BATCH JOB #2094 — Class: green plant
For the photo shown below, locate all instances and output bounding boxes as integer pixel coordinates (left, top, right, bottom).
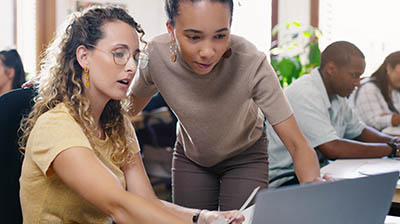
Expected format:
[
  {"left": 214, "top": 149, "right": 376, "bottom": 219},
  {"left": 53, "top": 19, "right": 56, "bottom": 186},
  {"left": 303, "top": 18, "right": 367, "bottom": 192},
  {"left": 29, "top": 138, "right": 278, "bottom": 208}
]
[{"left": 270, "top": 21, "right": 322, "bottom": 87}]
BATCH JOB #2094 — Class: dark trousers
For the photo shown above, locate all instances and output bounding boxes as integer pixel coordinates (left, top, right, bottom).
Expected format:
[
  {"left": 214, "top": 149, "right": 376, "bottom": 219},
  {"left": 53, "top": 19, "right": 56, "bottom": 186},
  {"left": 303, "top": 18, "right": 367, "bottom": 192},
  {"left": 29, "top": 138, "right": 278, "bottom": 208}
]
[{"left": 172, "top": 133, "right": 269, "bottom": 211}]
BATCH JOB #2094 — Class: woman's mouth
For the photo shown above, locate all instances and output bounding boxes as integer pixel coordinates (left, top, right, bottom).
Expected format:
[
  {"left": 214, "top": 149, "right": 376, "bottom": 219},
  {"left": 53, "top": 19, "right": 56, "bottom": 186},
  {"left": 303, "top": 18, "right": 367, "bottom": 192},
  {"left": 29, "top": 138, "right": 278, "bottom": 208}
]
[
  {"left": 117, "top": 79, "right": 130, "bottom": 88},
  {"left": 195, "top": 62, "right": 212, "bottom": 71}
]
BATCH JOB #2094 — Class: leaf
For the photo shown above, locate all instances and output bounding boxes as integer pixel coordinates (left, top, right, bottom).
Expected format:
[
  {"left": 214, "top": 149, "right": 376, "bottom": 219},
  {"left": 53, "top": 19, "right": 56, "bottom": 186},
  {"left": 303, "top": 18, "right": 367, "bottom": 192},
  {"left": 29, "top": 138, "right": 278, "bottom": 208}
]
[
  {"left": 271, "top": 57, "right": 279, "bottom": 71},
  {"left": 303, "top": 31, "right": 312, "bottom": 37},
  {"left": 292, "top": 21, "right": 301, "bottom": 27},
  {"left": 308, "top": 42, "right": 321, "bottom": 67},
  {"left": 278, "top": 57, "right": 302, "bottom": 85},
  {"left": 314, "top": 29, "right": 323, "bottom": 38}
]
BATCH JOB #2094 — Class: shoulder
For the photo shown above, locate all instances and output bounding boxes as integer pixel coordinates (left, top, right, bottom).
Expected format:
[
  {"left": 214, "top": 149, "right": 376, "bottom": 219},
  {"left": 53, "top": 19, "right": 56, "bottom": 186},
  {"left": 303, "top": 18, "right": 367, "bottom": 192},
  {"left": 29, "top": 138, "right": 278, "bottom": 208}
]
[
  {"left": 359, "top": 81, "right": 379, "bottom": 92},
  {"left": 285, "top": 74, "right": 319, "bottom": 99},
  {"left": 228, "top": 35, "right": 267, "bottom": 78},
  {"left": 230, "top": 35, "right": 264, "bottom": 60},
  {"left": 34, "top": 103, "right": 80, "bottom": 132},
  {"left": 148, "top": 33, "right": 170, "bottom": 51}
]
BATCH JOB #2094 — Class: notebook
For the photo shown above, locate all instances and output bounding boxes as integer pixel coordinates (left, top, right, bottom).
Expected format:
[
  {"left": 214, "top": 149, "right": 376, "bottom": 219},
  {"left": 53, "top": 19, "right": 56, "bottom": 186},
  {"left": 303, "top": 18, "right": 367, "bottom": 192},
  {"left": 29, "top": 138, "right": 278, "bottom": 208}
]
[{"left": 249, "top": 171, "right": 398, "bottom": 224}]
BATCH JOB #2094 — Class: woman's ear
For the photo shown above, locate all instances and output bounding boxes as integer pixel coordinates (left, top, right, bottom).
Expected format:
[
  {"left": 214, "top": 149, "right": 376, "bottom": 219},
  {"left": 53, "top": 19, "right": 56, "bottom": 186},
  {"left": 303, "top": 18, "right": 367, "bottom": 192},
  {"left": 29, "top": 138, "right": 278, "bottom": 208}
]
[
  {"left": 166, "top": 21, "right": 175, "bottom": 41},
  {"left": 76, "top": 45, "right": 89, "bottom": 69},
  {"left": 5, "top": 67, "right": 15, "bottom": 80}
]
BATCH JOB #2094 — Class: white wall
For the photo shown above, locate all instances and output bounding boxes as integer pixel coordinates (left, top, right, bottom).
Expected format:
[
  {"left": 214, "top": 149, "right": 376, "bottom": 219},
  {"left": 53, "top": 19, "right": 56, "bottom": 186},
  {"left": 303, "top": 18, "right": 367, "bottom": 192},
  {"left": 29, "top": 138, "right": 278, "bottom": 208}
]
[
  {"left": 0, "top": 0, "right": 15, "bottom": 50},
  {"left": 319, "top": 0, "right": 400, "bottom": 76},
  {"left": 231, "top": 0, "right": 271, "bottom": 53},
  {"left": 277, "top": 0, "right": 310, "bottom": 46},
  {"left": 56, "top": 0, "right": 271, "bottom": 52},
  {"left": 56, "top": 0, "right": 167, "bottom": 41}
]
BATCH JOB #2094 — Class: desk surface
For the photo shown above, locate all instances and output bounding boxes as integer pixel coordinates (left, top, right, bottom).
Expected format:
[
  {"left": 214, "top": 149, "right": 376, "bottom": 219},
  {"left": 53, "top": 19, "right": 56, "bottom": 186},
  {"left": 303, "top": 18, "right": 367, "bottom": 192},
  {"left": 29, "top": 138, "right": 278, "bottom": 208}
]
[
  {"left": 382, "top": 126, "right": 400, "bottom": 136},
  {"left": 320, "top": 158, "right": 400, "bottom": 203}
]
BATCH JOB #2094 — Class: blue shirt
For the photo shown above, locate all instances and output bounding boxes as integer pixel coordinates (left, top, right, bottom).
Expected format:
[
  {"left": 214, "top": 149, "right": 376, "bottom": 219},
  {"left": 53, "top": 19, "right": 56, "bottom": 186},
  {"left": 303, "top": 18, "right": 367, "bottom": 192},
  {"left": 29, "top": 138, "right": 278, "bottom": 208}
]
[{"left": 267, "top": 68, "right": 366, "bottom": 187}]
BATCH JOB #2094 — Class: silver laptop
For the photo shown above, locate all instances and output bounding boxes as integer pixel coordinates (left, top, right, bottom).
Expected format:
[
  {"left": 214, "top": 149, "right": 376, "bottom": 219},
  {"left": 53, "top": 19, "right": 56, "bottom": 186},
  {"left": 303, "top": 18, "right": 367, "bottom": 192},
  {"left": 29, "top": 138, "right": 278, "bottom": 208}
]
[{"left": 251, "top": 171, "right": 398, "bottom": 224}]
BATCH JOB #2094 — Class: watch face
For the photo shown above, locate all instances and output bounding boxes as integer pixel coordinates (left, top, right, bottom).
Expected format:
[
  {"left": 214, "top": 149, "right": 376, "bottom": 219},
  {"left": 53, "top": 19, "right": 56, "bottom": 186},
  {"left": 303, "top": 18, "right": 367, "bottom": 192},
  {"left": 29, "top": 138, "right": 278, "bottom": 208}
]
[{"left": 192, "top": 210, "right": 202, "bottom": 223}]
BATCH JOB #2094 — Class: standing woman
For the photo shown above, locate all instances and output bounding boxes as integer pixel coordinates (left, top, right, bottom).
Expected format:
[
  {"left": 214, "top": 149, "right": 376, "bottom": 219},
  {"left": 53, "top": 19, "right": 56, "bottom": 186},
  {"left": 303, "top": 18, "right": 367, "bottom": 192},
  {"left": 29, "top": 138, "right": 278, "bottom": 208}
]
[
  {"left": 130, "top": 0, "right": 324, "bottom": 211},
  {"left": 0, "top": 49, "right": 26, "bottom": 95},
  {"left": 19, "top": 6, "right": 242, "bottom": 224},
  {"left": 351, "top": 51, "right": 400, "bottom": 130}
]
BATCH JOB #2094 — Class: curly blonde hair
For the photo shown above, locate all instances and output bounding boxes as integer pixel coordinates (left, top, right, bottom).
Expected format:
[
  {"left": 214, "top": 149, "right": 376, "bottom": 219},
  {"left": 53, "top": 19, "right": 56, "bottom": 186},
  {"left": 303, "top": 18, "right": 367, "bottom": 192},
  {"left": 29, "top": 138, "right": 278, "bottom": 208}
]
[{"left": 19, "top": 5, "right": 146, "bottom": 167}]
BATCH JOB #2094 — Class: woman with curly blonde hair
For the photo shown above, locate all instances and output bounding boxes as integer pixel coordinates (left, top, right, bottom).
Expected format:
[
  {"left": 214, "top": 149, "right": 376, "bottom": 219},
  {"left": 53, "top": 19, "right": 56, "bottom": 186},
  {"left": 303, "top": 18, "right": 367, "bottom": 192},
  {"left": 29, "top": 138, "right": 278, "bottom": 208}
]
[{"left": 19, "top": 5, "right": 242, "bottom": 224}]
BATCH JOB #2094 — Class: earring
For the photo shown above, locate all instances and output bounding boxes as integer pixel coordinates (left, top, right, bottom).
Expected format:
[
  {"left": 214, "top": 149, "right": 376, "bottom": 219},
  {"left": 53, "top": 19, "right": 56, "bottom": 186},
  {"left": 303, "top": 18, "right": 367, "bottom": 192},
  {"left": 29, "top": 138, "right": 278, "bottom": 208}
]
[
  {"left": 223, "top": 48, "right": 232, "bottom": 59},
  {"left": 84, "top": 66, "right": 90, "bottom": 88},
  {"left": 169, "top": 39, "right": 177, "bottom": 63}
]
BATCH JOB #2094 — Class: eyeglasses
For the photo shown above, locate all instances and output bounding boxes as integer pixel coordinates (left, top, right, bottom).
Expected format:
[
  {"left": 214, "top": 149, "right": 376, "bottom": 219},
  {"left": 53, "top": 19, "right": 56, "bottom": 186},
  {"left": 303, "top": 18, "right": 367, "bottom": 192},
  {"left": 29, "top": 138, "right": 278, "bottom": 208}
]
[{"left": 87, "top": 44, "right": 148, "bottom": 69}]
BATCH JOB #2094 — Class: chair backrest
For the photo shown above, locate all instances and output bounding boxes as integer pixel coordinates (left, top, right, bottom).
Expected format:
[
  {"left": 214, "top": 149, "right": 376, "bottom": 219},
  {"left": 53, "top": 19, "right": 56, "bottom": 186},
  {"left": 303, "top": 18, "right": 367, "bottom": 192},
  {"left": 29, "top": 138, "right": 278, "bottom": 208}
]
[{"left": 0, "top": 88, "right": 37, "bottom": 223}]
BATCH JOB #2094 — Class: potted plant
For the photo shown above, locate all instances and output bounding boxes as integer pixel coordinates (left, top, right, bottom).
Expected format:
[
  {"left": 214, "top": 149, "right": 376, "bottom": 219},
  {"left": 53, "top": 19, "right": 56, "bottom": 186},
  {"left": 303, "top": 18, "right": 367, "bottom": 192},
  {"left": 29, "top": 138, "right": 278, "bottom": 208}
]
[{"left": 270, "top": 21, "right": 322, "bottom": 87}]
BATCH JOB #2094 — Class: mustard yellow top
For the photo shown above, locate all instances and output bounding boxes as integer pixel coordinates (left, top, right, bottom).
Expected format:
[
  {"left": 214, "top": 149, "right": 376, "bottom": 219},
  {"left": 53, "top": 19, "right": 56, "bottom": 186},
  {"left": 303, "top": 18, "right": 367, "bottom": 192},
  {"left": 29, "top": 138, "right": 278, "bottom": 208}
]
[{"left": 20, "top": 103, "right": 139, "bottom": 224}]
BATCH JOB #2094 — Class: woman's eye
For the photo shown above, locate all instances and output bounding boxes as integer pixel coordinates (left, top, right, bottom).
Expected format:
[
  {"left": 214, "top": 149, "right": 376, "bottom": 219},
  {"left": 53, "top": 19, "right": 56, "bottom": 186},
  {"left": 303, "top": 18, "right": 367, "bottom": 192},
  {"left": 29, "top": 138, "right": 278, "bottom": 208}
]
[
  {"left": 113, "top": 51, "right": 125, "bottom": 58},
  {"left": 187, "top": 35, "right": 200, "bottom": 41},
  {"left": 215, "top": 34, "right": 226, "bottom": 39}
]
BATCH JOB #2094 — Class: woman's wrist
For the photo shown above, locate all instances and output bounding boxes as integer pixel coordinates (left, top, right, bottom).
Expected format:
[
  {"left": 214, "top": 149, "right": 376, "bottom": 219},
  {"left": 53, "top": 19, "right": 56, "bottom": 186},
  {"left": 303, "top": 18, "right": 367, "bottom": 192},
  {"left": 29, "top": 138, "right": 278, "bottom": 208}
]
[{"left": 192, "top": 209, "right": 203, "bottom": 223}]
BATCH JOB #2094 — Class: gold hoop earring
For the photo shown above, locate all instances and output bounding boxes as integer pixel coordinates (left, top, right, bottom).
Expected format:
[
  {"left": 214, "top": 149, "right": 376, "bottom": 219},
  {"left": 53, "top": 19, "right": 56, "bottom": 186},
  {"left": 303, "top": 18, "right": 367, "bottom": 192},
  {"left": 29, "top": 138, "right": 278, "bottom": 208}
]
[
  {"left": 223, "top": 48, "right": 232, "bottom": 59},
  {"left": 169, "top": 39, "right": 177, "bottom": 63},
  {"left": 84, "top": 66, "right": 90, "bottom": 88}
]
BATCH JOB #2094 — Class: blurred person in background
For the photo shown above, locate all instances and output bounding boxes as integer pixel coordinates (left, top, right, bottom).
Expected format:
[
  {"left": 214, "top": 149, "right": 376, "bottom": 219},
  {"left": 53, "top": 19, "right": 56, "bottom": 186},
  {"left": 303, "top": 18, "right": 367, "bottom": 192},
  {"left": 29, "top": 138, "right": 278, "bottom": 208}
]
[
  {"left": 0, "top": 49, "right": 26, "bottom": 95},
  {"left": 350, "top": 51, "right": 400, "bottom": 130}
]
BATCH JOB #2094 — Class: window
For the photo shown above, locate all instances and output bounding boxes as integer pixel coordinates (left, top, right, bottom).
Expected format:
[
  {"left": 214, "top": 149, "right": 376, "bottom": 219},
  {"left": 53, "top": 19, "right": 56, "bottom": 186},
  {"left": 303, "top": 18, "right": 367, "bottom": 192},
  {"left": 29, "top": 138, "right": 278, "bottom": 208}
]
[
  {"left": 319, "top": 0, "right": 400, "bottom": 76},
  {"left": 16, "top": 0, "right": 37, "bottom": 77},
  {"left": 231, "top": 0, "right": 272, "bottom": 53},
  {"left": 0, "top": 0, "right": 15, "bottom": 50}
]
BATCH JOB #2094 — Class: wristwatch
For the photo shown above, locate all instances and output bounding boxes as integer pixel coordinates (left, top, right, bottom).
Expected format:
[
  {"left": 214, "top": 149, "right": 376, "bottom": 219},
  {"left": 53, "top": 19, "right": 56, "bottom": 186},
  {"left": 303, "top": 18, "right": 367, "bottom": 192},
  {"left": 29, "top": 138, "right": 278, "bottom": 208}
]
[
  {"left": 192, "top": 210, "right": 202, "bottom": 223},
  {"left": 387, "top": 139, "right": 399, "bottom": 158}
]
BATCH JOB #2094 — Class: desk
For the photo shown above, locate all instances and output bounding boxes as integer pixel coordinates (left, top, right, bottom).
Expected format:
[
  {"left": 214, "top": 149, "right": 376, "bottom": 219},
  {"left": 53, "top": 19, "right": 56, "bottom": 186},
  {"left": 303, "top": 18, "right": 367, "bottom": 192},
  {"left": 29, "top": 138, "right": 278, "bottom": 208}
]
[{"left": 320, "top": 158, "right": 400, "bottom": 203}]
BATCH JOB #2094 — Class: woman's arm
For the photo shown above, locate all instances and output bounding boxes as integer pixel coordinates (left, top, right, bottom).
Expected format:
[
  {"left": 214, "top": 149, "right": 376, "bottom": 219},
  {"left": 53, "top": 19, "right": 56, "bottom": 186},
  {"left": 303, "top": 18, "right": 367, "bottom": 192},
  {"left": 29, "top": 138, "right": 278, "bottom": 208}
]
[
  {"left": 122, "top": 153, "right": 244, "bottom": 224},
  {"left": 272, "top": 115, "right": 322, "bottom": 184},
  {"left": 52, "top": 147, "right": 189, "bottom": 224},
  {"left": 128, "top": 94, "right": 152, "bottom": 117}
]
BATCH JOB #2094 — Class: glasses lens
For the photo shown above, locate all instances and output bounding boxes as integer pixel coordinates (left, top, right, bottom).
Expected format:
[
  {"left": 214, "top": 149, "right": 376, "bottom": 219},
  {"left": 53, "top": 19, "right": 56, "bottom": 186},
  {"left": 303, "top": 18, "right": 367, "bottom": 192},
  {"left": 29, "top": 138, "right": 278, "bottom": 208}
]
[
  {"left": 137, "top": 52, "right": 149, "bottom": 69},
  {"left": 112, "top": 48, "right": 130, "bottom": 65}
]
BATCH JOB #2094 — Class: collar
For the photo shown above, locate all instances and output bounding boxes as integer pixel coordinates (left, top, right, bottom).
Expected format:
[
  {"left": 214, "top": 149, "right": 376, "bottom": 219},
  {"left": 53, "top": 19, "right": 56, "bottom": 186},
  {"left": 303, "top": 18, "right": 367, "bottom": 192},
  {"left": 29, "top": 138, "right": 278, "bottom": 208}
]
[{"left": 309, "top": 68, "right": 339, "bottom": 109}]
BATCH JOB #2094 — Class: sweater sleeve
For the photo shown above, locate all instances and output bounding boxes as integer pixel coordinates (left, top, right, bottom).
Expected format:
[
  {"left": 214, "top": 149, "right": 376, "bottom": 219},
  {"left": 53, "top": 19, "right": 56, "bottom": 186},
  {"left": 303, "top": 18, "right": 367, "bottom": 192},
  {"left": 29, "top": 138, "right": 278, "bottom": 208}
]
[{"left": 249, "top": 55, "right": 293, "bottom": 125}]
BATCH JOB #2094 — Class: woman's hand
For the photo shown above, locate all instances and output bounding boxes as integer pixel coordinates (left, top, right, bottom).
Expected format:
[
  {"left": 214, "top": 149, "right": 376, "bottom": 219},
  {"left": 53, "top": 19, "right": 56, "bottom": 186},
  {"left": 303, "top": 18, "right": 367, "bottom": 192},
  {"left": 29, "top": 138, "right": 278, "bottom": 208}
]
[
  {"left": 311, "top": 174, "right": 335, "bottom": 183},
  {"left": 198, "top": 210, "right": 245, "bottom": 224},
  {"left": 21, "top": 75, "right": 40, "bottom": 88}
]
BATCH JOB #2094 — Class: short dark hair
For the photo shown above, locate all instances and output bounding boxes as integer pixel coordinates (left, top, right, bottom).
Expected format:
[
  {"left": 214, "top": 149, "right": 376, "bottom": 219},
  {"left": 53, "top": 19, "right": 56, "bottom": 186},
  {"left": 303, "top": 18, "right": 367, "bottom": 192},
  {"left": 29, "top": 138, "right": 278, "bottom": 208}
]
[
  {"left": 0, "top": 49, "right": 26, "bottom": 89},
  {"left": 320, "top": 41, "right": 365, "bottom": 70},
  {"left": 165, "top": 0, "right": 233, "bottom": 27}
]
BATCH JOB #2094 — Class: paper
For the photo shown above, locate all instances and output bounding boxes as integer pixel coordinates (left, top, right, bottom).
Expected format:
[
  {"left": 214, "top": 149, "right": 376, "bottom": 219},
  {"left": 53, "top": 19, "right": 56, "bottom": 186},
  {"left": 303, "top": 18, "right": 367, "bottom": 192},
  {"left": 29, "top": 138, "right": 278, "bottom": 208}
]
[
  {"left": 382, "top": 126, "right": 400, "bottom": 136},
  {"left": 227, "top": 186, "right": 260, "bottom": 223},
  {"left": 357, "top": 159, "right": 400, "bottom": 176},
  {"left": 241, "top": 205, "right": 255, "bottom": 224}
]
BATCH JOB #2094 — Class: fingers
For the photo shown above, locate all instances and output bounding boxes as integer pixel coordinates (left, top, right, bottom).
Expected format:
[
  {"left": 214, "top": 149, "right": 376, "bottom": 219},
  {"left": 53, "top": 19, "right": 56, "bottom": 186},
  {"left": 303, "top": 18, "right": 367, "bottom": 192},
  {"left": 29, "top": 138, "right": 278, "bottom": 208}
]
[
  {"left": 22, "top": 80, "right": 35, "bottom": 88},
  {"left": 21, "top": 76, "right": 40, "bottom": 88}
]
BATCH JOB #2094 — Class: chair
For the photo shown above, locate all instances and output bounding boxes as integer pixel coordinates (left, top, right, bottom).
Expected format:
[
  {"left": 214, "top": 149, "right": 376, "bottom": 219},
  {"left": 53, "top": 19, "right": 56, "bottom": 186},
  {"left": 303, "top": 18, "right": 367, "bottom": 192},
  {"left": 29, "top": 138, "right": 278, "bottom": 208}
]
[
  {"left": 135, "top": 93, "right": 177, "bottom": 201},
  {"left": 0, "top": 88, "right": 37, "bottom": 223}
]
